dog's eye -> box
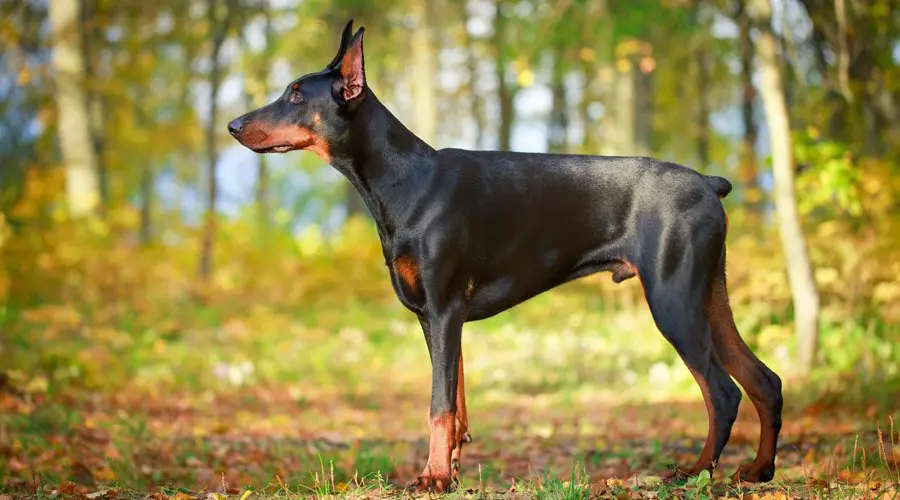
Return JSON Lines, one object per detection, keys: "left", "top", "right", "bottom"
{"left": 289, "top": 91, "right": 304, "bottom": 104}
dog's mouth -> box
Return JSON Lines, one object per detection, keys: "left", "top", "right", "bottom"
{"left": 235, "top": 127, "right": 297, "bottom": 154}
{"left": 233, "top": 123, "right": 320, "bottom": 155}
{"left": 251, "top": 144, "right": 295, "bottom": 154}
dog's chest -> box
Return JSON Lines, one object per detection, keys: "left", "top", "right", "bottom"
{"left": 387, "top": 254, "right": 426, "bottom": 314}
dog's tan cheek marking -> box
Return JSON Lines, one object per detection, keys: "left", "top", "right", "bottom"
{"left": 257, "top": 123, "right": 329, "bottom": 162}
{"left": 305, "top": 139, "right": 330, "bottom": 162}
{"left": 313, "top": 113, "right": 321, "bottom": 126}
{"left": 269, "top": 123, "right": 304, "bottom": 146}
{"left": 295, "top": 126, "right": 330, "bottom": 163}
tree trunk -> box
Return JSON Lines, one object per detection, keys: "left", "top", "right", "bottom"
{"left": 199, "top": 0, "right": 235, "bottom": 281}
{"left": 461, "top": 2, "right": 486, "bottom": 149}
{"left": 81, "top": 0, "right": 109, "bottom": 211}
{"left": 49, "top": 0, "right": 101, "bottom": 216}
{"left": 493, "top": 0, "right": 515, "bottom": 151}
{"left": 548, "top": 42, "right": 568, "bottom": 153}
{"left": 576, "top": 0, "right": 607, "bottom": 156}
{"left": 797, "top": 0, "right": 900, "bottom": 152}
{"left": 605, "top": 58, "right": 652, "bottom": 156}
{"left": 748, "top": 0, "right": 820, "bottom": 373}
{"left": 603, "top": 68, "right": 632, "bottom": 156}
{"left": 139, "top": 161, "right": 153, "bottom": 245}
{"left": 634, "top": 61, "right": 653, "bottom": 156}
{"left": 697, "top": 46, "right": 712, "bottom": 172}
{"left": 735, "top": 0, "right": 760, "bottom": 210}
{"left": 578, "top": 60, "right": 597, "bottom": 154}
{"left": 696, "top": 47, "right": 711, "bottom": 172}
{"left": 497, "top": 78, "right": 514, "bottom": 150}
{"left": 90, "top": 96, "right": 108, "bottom": 209}
{"left": 256, "top": 155, "right": 269, "bottom": 224}
{"left": 833, "top": 0, "right": 853, "bottom": 103}
{"left": 248, "top": 1, "right": 272, "bottom": 228}
{"left": 692, "top": 4, "right": 710, "bottom": 172}
{"left": 410, "top": 0, "right": 437, "bottom": 145}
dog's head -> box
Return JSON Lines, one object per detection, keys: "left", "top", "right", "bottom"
{"left": 227, "top": 20, "right": 366, "bottom": 161}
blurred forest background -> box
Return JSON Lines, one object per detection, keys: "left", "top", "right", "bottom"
{"left": 1, "top": 0, "right": 899, "bottom": 495}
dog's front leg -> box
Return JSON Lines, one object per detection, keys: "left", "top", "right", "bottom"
{"left": 409, "top": 302, "right": 466, "bottom": 493}
{"left": 451, "top": 352, "right": 471, "bottom": 482}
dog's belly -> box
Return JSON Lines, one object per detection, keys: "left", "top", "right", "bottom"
{"left": 467, "top": 276, "right": 522, "bottom": 321}
{"left": 466, "top": 258, "right": 635, "bottom": 321}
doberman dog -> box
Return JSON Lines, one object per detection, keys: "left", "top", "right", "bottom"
{"left": 228, "top": 20, "right": 783, "bottom": 493}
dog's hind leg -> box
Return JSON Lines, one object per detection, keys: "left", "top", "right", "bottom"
{"left": 638, "top": 258, "right": 742, "bottom": 480}
{"left": 707, "top": 260, "right": 782, "bottom": 482}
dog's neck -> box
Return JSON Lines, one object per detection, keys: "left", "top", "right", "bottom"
{"left": 329, "top": 91, "right": 436, "bottom": 234}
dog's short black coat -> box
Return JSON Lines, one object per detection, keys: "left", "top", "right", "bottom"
{"left": 228, "top": 20, "right": 784, "bottom": 493}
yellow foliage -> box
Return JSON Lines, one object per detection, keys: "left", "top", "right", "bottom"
{"left": 0, "top": 212, "right": 8, "bottom": 249}
{"left": 517, "top": 68, "right": 535, "bottom": 88}
{"left": 11, "top": 167, "right": 65, "bottom": 220}
{"left": 614, "top": 38, "right": 650, "bottom": 58}
{"left": 615, "top": 58, "right": 632, "bottom": 73}
{"left": 296, "top": 224, "right": 325, "bottom": 257}
{"left": 0, "top": 212, "right": 9, "bottom": 302}
{"left": 578, "top": 47, "right": 596, "bottom": 62}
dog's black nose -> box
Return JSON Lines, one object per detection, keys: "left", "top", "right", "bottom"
{"left": 227, "top": 118, "right": 243, "bottom": 135}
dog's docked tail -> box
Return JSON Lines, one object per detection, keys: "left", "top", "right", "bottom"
{"left": 704, "top": 175, "right": 733, "bottom": 199}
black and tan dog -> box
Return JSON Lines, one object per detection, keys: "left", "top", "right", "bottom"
{"left": 228, "top": 20, "right": 783, "bottom": 493}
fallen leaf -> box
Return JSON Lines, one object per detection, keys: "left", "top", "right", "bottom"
{"left": 60, "top": 481, "right": 78, "bottom": 494}
{"left": 93, "top": 467, "right": 117, "bottom": 483}
{"left": 70, "top": 461, "right": 95, "bottom": 485}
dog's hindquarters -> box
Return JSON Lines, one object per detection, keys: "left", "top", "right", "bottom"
{"left": 631, "top": 206, "right": 742, "bottom": 476}
{"left": 706, "top": 249, "right": 783, "bottom": 482}
{"left": 628, "top": 191, "right": 783, "bottom": 482}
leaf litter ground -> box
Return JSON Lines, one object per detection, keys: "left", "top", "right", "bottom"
{"left": 1, "top": 380, "right": 898, "bottom": 499}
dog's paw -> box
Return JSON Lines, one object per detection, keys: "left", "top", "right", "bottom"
{"left": 732, "top": 462, "right": 776, "bottom": 483}
{"left": 407, "top": 473, "right": 457, "bottom": 494}
{"left": 661, "top": 468, "right": 692, "bottom": 485}
{"left": 662, "top": 466, "right": 713, "bottom": 485}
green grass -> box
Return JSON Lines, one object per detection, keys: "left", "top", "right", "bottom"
{"left": 533, "top": 465, "right": 593, "bottom": 500}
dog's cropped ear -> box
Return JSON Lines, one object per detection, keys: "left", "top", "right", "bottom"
{"left": 326, "top": 19, "right": 354, "bottom": 70}
{"left": 338, "top": 27, "right": 366, "bottom": 104}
